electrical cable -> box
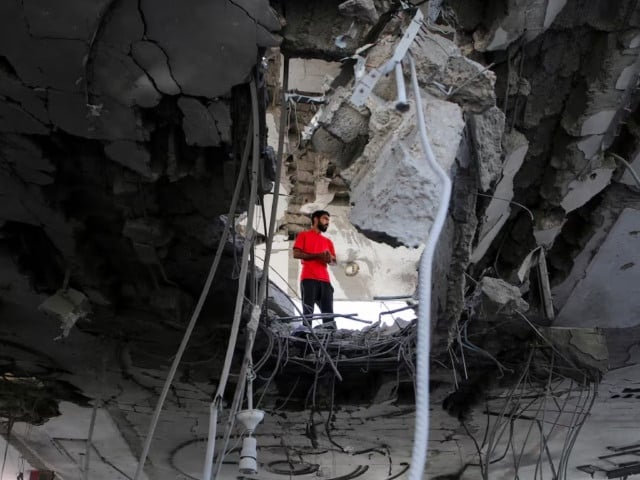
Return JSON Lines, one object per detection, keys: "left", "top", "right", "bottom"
{"left": 132, "top": 100, "right": 255, "bottom": 480}
{"left": 212, "top": 363, "right": 249, "bottom": 478}
{"left": 514, "top": 311, "right": 579, "bottom": 371}
{"left": 484, "top": 350, "right": 533, "bottom": 478}
{"left": 460, "top": 321, "right": 512, "bottom": 376}
{"left": 212, "top": 56, "right": 293, "bottom": 478}
{"left": 255, "top": 332, "right": 284, "bottom": 409}
{"left": 82, "top": 401, "right": 98, "bottom": 480}
{"left": 472, "top": 342, "right": 595, "bottom": 480}
{"left": 512, "top": 381, "right": 546, "bottom": 477}
{"left": 533, "top": 352, "right": 554, "bottom": 480}
{"left": 476, "top": 192, "right": 535, "bottom": 221}
{"left": 202, "top": 73, "right": 262, "bottom": 480}
{"left": 610, "top": 152, "right": 640, "bottom": 188}
{"left": 407, "top": 52, "right": 452, "bottom": 480}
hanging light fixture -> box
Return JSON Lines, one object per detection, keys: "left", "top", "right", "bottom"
{"left": 235, "top": 409, "right": 264, "bottom": 475}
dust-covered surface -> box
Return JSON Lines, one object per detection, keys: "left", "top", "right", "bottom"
{"left": 2, "top": 0, "right": 640, "bottom": 478}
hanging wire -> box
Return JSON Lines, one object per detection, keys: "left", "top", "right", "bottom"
{"left": 459, "top": 341, "right": 596, "bottom": 480}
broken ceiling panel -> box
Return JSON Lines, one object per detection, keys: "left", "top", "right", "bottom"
{"left": 99, "top": 0, "right": 145, "bottom": 52}
{"left": 92, "top": 44, "right": 162, "bottom": 108}
{"left": 0, "top": 1, "right": 86, "bottom": 92}
{"left": 104, "top": 140, "right": 156, "bottom": 180}
{"left": 177, "top": 97, "right": 222, "bottom": 147}
{"left": 0, "top": 101, "right": 49, "bottom": 135}
{"left": 141, "top": 0, "right": 279, "bottom": 97}
{"left": 21, "top": 0, "right": 111, "bottom": 39}
{"left": 47, "top": 90, "right": 146, "bottom": 141}
{"left": 131, "top": 41, "right": 182, "bottom": 96}
{"left": 0, "top": 63, "right": 50, "bottom": 125}
{"left": 0, "top": 134, "right": 56, "bottom": 185}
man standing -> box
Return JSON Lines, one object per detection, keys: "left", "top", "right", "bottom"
{"left": 293, "top": 210, "right": 336, "bottom": 323}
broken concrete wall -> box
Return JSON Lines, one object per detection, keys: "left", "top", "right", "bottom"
{"left": 440, "top": 0, "right": 640, "bottom": 299}
{"left": 0, "top": 0, "right": 283, "bottom": 375}
{"left": 279, "top": 1, "right": 640, "bottom": 381}
{"left": 280, "top": 6, "right": 508, "bottom": 331}
{"left": 552, "top": 187, "right": 640, "bottom": 314}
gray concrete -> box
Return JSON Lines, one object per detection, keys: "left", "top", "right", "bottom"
{"left": 557, "top": 208, "right": 640, "bottom": 328}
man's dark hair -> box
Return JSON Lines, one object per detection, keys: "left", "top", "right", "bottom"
{"left": 311, "top": 210, "right": 330, "bottom": 222}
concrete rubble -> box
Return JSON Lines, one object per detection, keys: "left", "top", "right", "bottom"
{"left": 284, "top": 7, "right": 506, "bottom": 327}
{"left": 408, "top": 29, "right": 497, "bottom": 113}
{"left": 472, "top": 276, "right": 529, "bottom": 318}
{"left": 2, "top": 0, "right": 640, "bottom": 479}
{"left": 471, "top": 130, "right": 529, "bottom": 263}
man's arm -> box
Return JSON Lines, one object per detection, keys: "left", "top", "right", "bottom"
{"left": 328, "top": 241, "right": 337, "bottom": 265}
{"left": 293, "top": 248, "right": 332, "bottom": 263}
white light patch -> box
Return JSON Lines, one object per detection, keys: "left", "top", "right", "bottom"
{"left": 290, "top": 299, "right": 415, "bottom": 330}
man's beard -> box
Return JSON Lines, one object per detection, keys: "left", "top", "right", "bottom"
{"left": 318, "top": 224, "right": 328, "bottom": 232}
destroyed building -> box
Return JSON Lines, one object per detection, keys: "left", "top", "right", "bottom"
{"left": 0, "top": 0, "right": 639, "bottom": 479}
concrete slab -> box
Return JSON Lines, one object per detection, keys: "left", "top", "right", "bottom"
{"left": 142, "top": 0, "right": 278, "bottom": 97}
{"left": 556, "top": 208, "right": 640, "bottom": 328}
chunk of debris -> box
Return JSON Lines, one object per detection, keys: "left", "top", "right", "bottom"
{"left": 409, "top": 29, "right": 497, "bottom": 113}
{"left": 338, "top": 0, "right": 379, "bottom": 24}
{"left": 39, "top": 288, "right": 92, "bottom": 338}
{"left": 469, "top": 106, "right": 505, "bottom": 192}
{"left": 472, "top": 276, "right": 529, "bottom": 318}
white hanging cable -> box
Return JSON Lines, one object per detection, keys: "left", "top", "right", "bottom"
{"left": 202, "top": 73, "right": 262, "bottom": 480}
{"left": 131, "top": 95, "right": 255, "bottom": 480}
{"left": 407, "top": 53, "right": 452, "bottom": 480}
{"left": 211, "top": 56, "right": 291, "bottom": 478}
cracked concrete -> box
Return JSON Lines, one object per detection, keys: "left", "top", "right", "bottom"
{"left": 141, "top": 0, "right": 279, "bottom": 97}
{"left": 2, "top": 1, "right": 640, "bottom": 479}
{"left": 177, "top": 97, "right": 222, "bottom": 147}
{"left": 131, "top": 41, "right": 181, "bottom": 96}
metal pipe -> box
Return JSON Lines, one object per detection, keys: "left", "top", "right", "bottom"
{"left": 395, "top": 61, "right": 409, "bottom": 112}
{"left": 372, "top": 294, "right": 414, "bottom": 300}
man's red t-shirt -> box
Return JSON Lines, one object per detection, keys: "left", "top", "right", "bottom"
{"left": 293, "top": 230, "right": 335, "bottom": 283}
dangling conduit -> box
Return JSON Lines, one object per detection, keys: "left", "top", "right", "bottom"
{"left": 350, "top": 7, "right": 451, "bottom": 476}
{"left": 210, "top": 57, "right": 291, "bottom": 479}
{"left": 132, "top": 83, "right": 256, "bottom": 480}
{"left": 406, "top": 53, "right": 452, "bottom": 480}
{"left": 201, "top": 73, "right": 263, "bottom": 480}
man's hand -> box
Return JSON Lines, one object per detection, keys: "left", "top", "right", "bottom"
{"left": 293, "top": 248, "right": 335, "bottom": 264}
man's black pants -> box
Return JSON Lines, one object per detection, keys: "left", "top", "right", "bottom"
{"left": 301, "top": 279, "right": 333, "bottom": 322}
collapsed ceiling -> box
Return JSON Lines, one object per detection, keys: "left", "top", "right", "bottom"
{"left": 1, "top": 0, "right": 639, "bottom": 479}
